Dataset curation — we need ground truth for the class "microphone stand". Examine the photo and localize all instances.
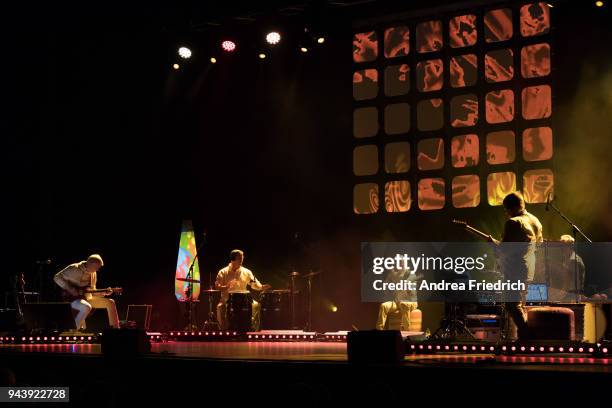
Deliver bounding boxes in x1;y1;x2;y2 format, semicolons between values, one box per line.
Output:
202;260;219;331
184;234;205;331
547;198;592;303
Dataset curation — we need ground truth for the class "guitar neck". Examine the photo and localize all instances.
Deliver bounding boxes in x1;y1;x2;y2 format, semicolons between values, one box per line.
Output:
464;224;489;240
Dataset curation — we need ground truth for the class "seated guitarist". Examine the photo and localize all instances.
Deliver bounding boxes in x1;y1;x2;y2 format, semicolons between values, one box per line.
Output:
53;254;120;330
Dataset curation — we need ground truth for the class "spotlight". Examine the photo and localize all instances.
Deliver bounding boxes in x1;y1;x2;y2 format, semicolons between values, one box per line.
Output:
222;40;236;52
172;63;180;70
210;57;217;64
266;32;281;45
330;305;338;312
595;1;604;7
178;46;192;59
258;53;266;59
300;47;308;53
317;37;325;44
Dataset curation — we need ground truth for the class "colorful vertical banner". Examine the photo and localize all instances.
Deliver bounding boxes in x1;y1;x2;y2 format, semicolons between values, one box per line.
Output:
174;220;201;301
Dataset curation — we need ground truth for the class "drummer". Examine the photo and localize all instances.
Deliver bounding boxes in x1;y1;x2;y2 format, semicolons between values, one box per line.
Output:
215;249;270;331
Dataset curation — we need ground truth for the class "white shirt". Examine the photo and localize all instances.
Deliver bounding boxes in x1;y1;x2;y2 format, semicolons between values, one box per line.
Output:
53;261;98;300
215;264;262;302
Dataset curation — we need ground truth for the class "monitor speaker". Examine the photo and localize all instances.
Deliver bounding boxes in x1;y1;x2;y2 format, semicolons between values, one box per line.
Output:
347;330;404;364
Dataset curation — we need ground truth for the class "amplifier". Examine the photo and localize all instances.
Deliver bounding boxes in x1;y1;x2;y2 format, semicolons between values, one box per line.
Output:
465;314;502;342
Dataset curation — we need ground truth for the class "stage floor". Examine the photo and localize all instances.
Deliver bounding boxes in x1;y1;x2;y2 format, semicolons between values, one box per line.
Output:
2;341;612;373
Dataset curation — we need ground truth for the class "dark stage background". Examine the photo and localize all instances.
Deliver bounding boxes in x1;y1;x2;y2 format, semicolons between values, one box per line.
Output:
1;1;611;332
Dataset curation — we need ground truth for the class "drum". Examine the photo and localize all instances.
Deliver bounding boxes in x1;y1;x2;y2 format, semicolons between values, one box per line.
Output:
227;291;252;332
260;289;291;329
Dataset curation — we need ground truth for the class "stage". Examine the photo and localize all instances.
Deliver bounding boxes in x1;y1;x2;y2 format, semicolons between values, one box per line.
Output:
2;340;612;368
2;337;611;405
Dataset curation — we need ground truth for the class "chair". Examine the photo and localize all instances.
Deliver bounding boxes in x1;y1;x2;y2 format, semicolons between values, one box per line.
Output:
386;308;422;332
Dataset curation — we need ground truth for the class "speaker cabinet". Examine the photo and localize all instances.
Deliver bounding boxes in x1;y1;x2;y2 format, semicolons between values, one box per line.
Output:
347;330;404;364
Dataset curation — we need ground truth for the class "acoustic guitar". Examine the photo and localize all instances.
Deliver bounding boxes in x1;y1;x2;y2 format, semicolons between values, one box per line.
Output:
61;287;123;302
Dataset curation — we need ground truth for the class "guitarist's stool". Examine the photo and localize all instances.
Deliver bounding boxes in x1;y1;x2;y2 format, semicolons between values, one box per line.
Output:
85;308;112;332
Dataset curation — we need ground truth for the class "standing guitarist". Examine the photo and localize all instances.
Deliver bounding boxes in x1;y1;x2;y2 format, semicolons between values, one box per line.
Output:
487;192;543;340
53;254;120;330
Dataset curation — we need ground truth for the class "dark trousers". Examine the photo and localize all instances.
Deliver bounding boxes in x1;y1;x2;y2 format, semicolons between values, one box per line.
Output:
505;302;529;340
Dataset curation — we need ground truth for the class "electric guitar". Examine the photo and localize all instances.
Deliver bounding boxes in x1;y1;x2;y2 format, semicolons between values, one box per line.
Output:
61;287;123;302
452;219;492;241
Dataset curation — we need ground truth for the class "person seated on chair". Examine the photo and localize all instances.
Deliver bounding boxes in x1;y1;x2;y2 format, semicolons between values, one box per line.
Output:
215;249;270;331
376;266;418;330
53;254;120;330
557;234;586;301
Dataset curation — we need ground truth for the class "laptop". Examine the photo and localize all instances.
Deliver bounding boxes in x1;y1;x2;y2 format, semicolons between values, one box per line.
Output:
526;283;548;302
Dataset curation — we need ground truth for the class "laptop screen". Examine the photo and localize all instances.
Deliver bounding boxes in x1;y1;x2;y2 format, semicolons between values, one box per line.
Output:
526;283;548;302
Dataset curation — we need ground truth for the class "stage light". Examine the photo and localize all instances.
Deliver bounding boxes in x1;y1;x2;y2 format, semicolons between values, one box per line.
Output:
317;37;325;44
178;46;192;59
222;40;236;52
258;53;266;59
266;31;281;45
595;1;604;7
330;305;338;312
210;57;217;64
172;63;180;70
300;47;308;53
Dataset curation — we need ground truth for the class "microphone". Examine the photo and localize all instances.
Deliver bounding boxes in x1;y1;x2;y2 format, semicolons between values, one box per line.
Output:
545;193;552;211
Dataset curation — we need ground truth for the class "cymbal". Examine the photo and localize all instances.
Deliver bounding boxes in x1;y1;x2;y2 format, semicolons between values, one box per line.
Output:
289;271;300;277
176;277;201;283
302;271;321;278
202;289;220;293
